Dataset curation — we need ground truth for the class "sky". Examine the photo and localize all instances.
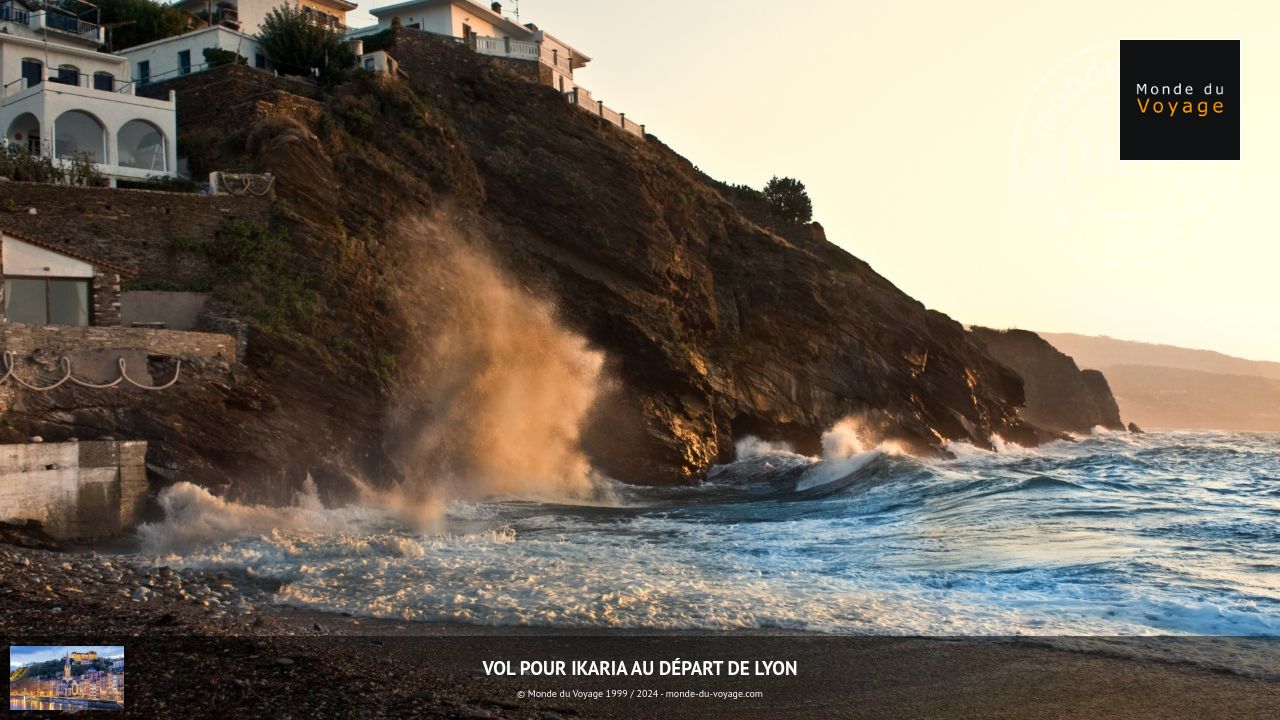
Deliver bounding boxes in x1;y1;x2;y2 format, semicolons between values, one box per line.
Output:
9;646;124;669
352;1;1278;362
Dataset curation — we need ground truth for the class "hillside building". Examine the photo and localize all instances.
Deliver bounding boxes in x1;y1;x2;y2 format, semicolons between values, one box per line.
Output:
0;0;178;182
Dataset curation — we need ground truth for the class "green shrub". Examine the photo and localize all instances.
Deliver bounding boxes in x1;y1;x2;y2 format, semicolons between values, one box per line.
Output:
762;176;814;224
0;144;103;186
97;0;189;52
259;6;356;85
203;47;247;68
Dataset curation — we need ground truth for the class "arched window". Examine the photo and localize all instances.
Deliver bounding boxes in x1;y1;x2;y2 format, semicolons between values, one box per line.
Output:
117;120;167;171
54;64;80;86
6;113;41;154
54;110;106;163
93;72;114;92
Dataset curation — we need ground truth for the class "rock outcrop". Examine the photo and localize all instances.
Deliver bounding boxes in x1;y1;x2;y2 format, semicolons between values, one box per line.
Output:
969;328;1124;434
2;35;1070;497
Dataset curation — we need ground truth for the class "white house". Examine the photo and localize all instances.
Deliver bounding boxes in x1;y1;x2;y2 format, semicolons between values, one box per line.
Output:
0;228;134;327
169;0;358;35
120;25;268;85
0;0;179;181
363;0;590;94
116;0;358;84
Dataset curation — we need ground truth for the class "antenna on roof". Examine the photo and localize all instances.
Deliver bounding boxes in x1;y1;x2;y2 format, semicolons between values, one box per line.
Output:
512;0;519;23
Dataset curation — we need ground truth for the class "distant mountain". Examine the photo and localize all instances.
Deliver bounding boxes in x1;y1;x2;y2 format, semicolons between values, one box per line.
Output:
1099;365;1280;432
1037;333;1280;431
1040;333;1280;381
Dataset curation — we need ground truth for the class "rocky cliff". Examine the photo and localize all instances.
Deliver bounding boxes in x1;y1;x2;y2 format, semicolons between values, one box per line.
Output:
969;327;1124;434
2;32;1064;500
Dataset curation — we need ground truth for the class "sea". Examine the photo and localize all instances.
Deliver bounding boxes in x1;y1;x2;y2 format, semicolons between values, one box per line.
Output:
139;431;1279;642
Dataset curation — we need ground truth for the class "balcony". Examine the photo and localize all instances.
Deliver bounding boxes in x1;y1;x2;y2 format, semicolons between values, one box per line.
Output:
43;8;99;40
0;3;31;25
471;35;574;76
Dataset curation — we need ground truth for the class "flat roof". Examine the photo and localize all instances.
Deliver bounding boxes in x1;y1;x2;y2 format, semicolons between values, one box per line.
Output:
114;24;259;55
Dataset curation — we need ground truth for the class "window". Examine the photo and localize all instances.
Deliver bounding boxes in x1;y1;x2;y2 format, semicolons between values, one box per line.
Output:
93;72;114;91
254;53;266;69
20;59;42;88
137;60;150;85
178;50;191;75
364;58;375;70
4;278;90;326
54;65;80;86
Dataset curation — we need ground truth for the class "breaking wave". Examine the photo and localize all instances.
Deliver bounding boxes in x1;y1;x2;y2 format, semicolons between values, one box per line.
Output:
138;430;1280;648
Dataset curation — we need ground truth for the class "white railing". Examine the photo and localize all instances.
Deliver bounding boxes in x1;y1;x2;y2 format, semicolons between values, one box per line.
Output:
473;35;541;62
540;47;572;75
568;88;644;139
466;33;648;140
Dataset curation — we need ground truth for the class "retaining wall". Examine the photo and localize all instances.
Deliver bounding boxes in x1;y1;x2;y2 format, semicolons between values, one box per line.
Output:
0;440;147;539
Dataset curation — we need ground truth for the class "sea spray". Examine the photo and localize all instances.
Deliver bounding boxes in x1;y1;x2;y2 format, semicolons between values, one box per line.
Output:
138;477;390;555
383;217;608;523
142;215;612;550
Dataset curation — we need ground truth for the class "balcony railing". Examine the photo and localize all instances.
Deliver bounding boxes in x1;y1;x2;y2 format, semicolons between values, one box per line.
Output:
43;9;98;39
0;4;31;25
472;35;540;61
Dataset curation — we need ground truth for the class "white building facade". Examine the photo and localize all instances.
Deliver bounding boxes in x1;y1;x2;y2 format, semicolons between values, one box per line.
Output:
362;0;590;94
120;25;267;85
0;1;178;181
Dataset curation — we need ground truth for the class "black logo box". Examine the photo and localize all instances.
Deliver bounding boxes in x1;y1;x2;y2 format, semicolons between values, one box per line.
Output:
1120;40;1239;160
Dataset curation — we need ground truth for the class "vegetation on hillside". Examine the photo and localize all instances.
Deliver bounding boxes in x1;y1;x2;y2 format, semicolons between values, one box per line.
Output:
0;144;103;187
258;6;356;84
96;0;189;52
762;175;814;224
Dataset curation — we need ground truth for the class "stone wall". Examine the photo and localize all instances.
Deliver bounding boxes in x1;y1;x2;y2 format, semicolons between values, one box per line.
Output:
0;182;270;284
0;323;237;361
91;268;123;327
138;63;321;127
0;440;148;539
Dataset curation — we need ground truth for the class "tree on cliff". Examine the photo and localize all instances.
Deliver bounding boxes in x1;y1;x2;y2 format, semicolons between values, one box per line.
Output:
259;6;356;84
96;0;189;52
762;176;814;224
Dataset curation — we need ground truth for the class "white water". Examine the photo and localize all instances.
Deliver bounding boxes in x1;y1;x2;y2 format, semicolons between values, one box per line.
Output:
138;431;1280;643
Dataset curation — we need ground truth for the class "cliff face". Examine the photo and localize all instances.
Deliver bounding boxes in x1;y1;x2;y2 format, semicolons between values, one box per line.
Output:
969;328;1124;435
2;33;1059;497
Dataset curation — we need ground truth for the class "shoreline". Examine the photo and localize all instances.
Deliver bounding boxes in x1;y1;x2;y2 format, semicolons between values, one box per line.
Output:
2;543;1278;718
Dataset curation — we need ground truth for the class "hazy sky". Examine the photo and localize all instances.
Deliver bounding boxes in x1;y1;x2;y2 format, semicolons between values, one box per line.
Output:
356;1;1277;362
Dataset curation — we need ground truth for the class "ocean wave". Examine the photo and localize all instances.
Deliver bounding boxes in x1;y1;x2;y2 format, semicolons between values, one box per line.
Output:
136;431;1280;655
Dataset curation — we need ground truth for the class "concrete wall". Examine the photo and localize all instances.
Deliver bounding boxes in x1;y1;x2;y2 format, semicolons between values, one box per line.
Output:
121;291;210;330
0;440;147;539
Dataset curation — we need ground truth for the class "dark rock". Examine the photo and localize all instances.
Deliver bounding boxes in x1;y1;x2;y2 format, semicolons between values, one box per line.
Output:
970;328;1125;435
0;520;63;551
0;40;1054;493
1128;422;1145;434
